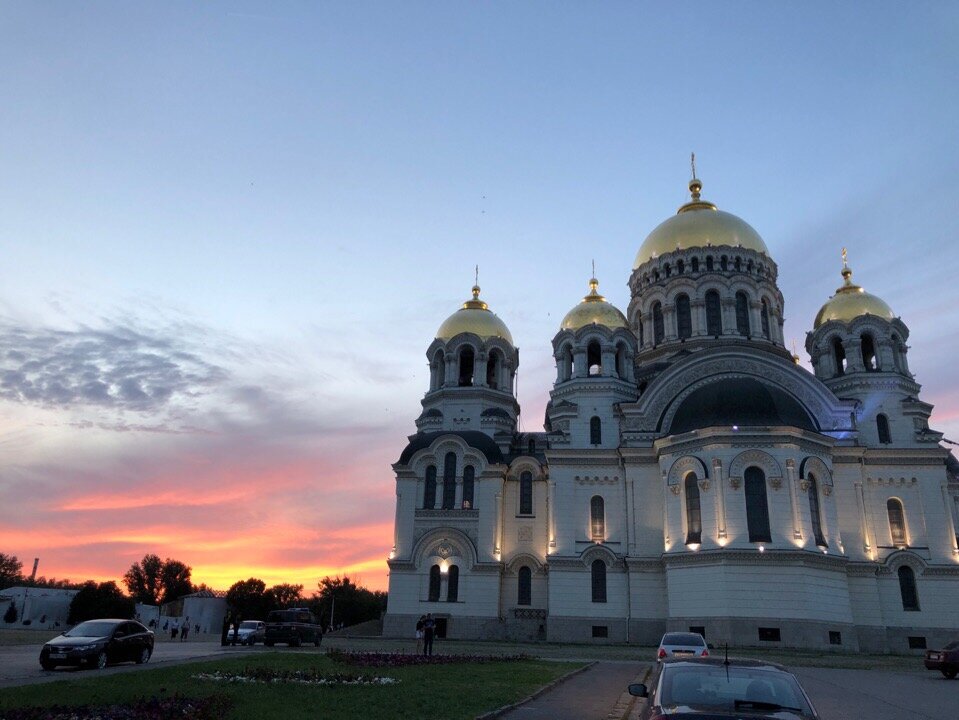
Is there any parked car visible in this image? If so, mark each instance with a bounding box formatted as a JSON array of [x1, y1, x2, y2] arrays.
[[227, 620, 266, 646], [40, 619, 155, 671], [629, 657, 819, 719], [264, 608, 322, 647], [656, 631, 709, 661], [924, 639, 959, 679]]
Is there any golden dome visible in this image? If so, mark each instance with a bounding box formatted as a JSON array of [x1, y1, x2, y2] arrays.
[[633, 176, 769, 269], [560, 276, 628, 331], [813, 254, 895, 329], [436, 285, 514, 344]]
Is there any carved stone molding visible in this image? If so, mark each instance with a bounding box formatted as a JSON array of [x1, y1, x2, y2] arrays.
[[769, 476, 783, 491], [799, 480, 811, 492], [575, 475, 620, 485], [698, 479, 711, 492], [728, 477, 741, 490], [866, 477, 918, 487], [670, 485, 682, 495]]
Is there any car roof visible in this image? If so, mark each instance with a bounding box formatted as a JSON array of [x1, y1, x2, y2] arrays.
[[659, 656, 790, 672]]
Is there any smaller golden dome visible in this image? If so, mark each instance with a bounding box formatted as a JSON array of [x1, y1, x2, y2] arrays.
[[560, 276, 628, 331], [436, 285, 514, 344], [813, 253, 895, 329]]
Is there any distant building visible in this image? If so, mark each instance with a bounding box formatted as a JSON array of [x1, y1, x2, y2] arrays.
[[383, 172, 959, 652], [0, 586, 76, 630]]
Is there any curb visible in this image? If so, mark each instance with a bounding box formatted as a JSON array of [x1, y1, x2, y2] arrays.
[[607, 665, 651, 720], [475, 661, 597, 720]]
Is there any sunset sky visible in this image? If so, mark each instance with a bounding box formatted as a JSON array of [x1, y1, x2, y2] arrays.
[[1, 3, 957, 594]]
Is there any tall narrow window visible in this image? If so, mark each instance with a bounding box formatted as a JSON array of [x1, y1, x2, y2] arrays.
[[590, 495, 605, 540], [720, 256, 728, 271], [734, 257, 742, 272], [590, 416, 602, 445], [735, 292, 750, 336], [517, 566, 532, 606], [653, 302, 664, 345], [808, 474, 826, 547], [424, 465, 437, 509], [887, 498, 907, 546], [706, 256, 714, 271], [487, 350, 500, 388], [519, 471, 533, 515], [691, 258, 700, 273], [442, 452, 457, 510], [638, 320, 645, 347], [591, 559, 607, 603], [832, 337, 846, 376], [462, 465, 475, 508], [615, 344, 628, 378], [685, 473, 702, 545], [433, 350, 446, 390], [528, 438, 536, 455], [587, 341, 602, 375], [677, 260, 685, 274], [745, 467, 772, 543], [898, 566, 919, 611], [705, 291, 722, 336], [428, 565, 441, 601], [861, 334, 877, 371], [447, 565, 459, 602], [458, 347, 474, 386], [676, 294, 692, 340], [877, 414, 892, 444], [761, 299, 771, 339]]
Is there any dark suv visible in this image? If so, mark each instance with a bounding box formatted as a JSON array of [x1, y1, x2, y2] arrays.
[[264, 608, 323, 647]]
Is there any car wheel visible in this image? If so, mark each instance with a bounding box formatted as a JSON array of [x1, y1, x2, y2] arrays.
[[94, 651, 108, 670], [942, 667, 958, 680], [40, 659, 56, 671], [136, 647, 151, 665], [314, 636, 321, 647], [290, 636, 301, 648], [265, 641, 274, 647]]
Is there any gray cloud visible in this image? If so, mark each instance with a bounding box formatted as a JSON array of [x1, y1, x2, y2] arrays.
[[0, 320, 228, 411]]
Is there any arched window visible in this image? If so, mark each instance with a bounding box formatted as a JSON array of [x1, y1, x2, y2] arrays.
[[706, 256, 714, 271], [519, 471, 533, 515], [637, 319, 645, 347], [664, 263, 671, 278], [428, 565, 441, 601], [615, 344, 628, 378], [720, 256, 728, 271], [887, 498, 907, 546], [652, 302, 664, 345], [832, 337, 846, 376], [591, 559, 607, 603], [744, 467, 772, 543], [685, 473, 702, 545], [676, 294, 692, 340], [424, 465, 437, 509], [590, 495, 605, 540], [462, 465, 475, 509], [528, 438, 536, 455], [734, 257, 742, 272], [677, 260, 685, 274], [898, 566, 919, 611], [447, 565, 459, 602], [877, 414, 892, 444], [517, 566, 532, 606], [442, 452, 457, 510], [458, 346, 475, 386], [590, 416, 602, 445], [861, 333, 878, 371], [760, 299, 771, 339], [705, 291, 722, 336], [433, 350, 446, 390], [559, 346, 573, 382], [487, 350, 500, 389], [691, 258, 700, 273], [747, 260, 754, 274], [735, 292, 750, 336], [808, 474, 826, 547], [587, 340, 602, 375]]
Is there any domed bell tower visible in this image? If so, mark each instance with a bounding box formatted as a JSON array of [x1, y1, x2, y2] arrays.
[[806, 251, 940, 448], [419, 283, 520, 444]]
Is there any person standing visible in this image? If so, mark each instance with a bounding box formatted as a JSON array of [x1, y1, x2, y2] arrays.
[[422, 613, 435, 657], [415, 615, 425, 655], [171, 619, 179, 641], [231, 614, 241, 646], [180, 617, 189, 641], [220, 613, 231, 647]]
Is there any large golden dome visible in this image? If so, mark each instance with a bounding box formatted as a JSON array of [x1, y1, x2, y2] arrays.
[[814, 256, 894, 329], [633, 177, 769, 269], [561, 276, 628, 331], [436, 285, 514, 344]]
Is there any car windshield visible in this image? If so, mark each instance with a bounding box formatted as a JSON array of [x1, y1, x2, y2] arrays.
[[660, 665, 813, 715], [267, 610, 296, 622], [943, 641, 959, 650], [662, 633, 706, 646], [64, 621, 117, 638], [240, 621, 260, 629]]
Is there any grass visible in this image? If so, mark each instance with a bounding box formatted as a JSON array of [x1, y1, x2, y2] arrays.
[[0, 652, 585, 720]]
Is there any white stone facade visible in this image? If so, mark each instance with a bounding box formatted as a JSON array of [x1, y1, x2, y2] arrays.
[[384, 178, 959, 652]]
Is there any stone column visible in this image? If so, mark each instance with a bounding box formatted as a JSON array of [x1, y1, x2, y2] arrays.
[[392, 488, 402, 557], [663, 305, 678, 342], [845, 338, 865, 373], [444, 351, 456, 385], [786, 460, 802, 542], [713, 459, 727, 541], [494, 492, 503, 557], [691, 299, 706, 337], [749, 301, 763, 339], [601, 348, 615, 376], [573, 350, 587, 378], [547, 478, 556, 551], [721, 297, 737, 335], [854, 482, 872, 555], [941, 485, 959, 555], [475, 352, 488, 387], [455, 477, 463, 509]]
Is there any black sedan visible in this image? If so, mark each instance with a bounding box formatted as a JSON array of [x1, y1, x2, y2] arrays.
[[629, 657, 819, 719], [924, 639, 959, 679], [40, 619, 155, 670]]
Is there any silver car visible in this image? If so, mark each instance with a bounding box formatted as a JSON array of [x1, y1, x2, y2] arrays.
[[656, 631, 708, 661], [227, 620, 266, 646]]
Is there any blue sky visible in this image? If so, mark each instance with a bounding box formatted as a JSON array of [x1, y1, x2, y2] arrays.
[[0, 2, 956, 590]]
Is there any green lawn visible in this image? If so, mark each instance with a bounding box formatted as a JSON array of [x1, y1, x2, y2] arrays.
[[0, 653, 585, 720]]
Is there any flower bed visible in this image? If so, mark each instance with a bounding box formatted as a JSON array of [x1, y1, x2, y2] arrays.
[[0, 695, 230, 720], [192, 668, 398, 686], [327, 649, 533, 667]]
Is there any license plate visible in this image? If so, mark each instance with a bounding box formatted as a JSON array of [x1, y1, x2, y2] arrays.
[[929, 653, 941, 660], [674, 650, 693, 655], [50, 653, 67, 659]]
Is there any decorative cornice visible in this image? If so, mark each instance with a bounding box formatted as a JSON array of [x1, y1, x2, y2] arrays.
[[575, 475, 620, 485], [663, 548, 849, 571], [415, 509, 480, 519]]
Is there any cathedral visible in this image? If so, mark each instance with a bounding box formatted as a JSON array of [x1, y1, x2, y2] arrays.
[[383, 171, 959, 652]]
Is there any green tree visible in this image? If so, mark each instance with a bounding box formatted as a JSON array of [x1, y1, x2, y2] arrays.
[[159, 559, 194, 603], [268, 583, 304, 609], [122, 554, 164, 604], [67, 581, 135, 624], [0, 553, 23, 589], [311, 576, 387, 628], [226, 578, 274, 620]]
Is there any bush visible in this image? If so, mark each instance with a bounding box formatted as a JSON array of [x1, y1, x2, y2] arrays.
[[0, 695, 231, 719]]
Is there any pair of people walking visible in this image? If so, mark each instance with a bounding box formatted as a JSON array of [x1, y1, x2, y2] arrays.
[[415, 613, 435, 656]]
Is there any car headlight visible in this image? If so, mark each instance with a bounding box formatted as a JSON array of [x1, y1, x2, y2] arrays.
[[75, 644, 98, 651]]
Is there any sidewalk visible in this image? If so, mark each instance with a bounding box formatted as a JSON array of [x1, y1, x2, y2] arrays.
[[495, 660, 648, 720]]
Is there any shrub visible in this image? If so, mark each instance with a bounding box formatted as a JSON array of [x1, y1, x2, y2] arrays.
[[0, 694, 230, 719]]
